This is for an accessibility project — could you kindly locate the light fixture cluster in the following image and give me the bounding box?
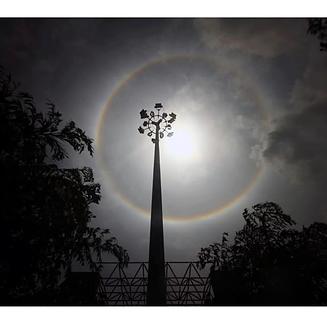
[138,103,176,143]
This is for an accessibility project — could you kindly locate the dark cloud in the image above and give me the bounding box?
[195,18,307,58]
[263,48,327,185]
[262,99,327,222]
[264,101,327,183]
[1,18,327,258]
[290,52,327,109]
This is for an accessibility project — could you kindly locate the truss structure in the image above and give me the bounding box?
[97,261,213,305]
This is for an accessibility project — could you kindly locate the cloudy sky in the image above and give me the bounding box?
[1,18,326,261]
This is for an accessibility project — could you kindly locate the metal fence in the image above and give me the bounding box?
[97,261,213,305]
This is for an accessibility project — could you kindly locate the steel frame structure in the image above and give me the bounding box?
[97,261,213,305]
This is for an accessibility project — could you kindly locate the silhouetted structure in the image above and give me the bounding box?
[92,201,327,306]
[138,103,176,305]
[97,261,212,305]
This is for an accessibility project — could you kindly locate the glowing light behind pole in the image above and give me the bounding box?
[95,55,269,222]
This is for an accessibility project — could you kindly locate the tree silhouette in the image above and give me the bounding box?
[198,202,327,305]
[308,18,327,51]
[0,69,129,304]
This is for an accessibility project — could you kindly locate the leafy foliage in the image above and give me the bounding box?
[308,18,327,51]
[0,69,129,304]
[198,202,327,305]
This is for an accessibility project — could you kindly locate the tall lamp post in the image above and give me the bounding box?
[138,103,176,305]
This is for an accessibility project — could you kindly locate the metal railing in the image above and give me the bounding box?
[97,261,213,305]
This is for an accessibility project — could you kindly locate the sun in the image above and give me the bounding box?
[166,128,195,159]
[161,119,202,164]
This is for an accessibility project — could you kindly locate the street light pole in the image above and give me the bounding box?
[138,103,176,305]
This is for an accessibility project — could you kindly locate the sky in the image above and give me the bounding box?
[1,18,327,262]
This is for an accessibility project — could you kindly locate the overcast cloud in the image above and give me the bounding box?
[1,18,326,261]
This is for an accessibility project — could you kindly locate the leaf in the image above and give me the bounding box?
[139,109,148,119]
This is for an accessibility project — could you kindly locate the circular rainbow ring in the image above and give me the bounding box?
[96,54,269,222]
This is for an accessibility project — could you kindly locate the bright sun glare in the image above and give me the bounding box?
[162,120,203,164]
